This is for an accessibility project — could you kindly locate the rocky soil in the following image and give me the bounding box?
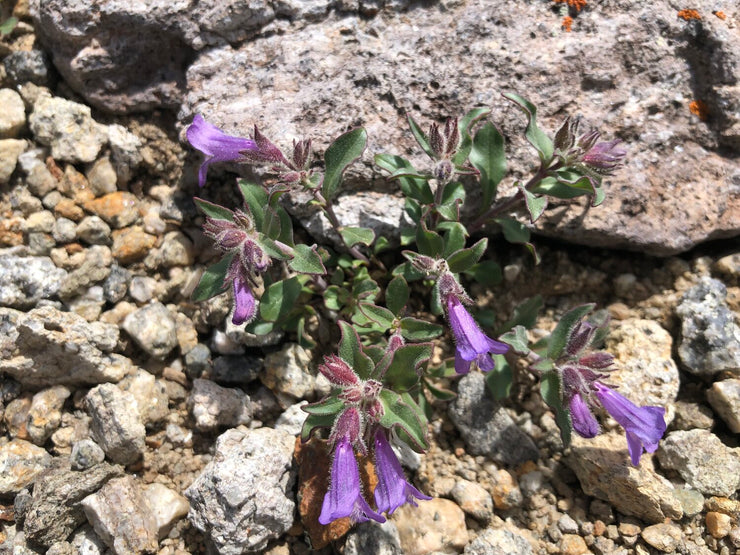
[1,1,739,554]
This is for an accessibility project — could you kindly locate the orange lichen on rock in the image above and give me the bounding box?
[713,11,726,20]
[562,15,574,32]
[677,9,701,21]
[689,100,709,121]
[553,0,587,10]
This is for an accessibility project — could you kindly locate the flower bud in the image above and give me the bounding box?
[292,138,312,170]
[443,117,459,157]
[578,352,615,370]
[319,354,360,387]
[564,320,596,357]
[329,406,363,448]
[437,272,470,305]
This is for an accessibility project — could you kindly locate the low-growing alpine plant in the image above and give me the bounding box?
[186,92,660,527]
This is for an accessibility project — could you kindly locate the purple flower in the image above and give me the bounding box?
[186,114,257,187]
[373,431,430,515]
[593,382,666,465]
[581,140,627,173]
[568,392,600,439]
[446,295,509,374]
[231,274,256,326]
[318,436,385,525]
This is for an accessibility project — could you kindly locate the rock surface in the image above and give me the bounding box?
[0,305,132,387]
[567,432,683,523]
[449,371,539,465]
[393,498,468,555]
[656,429,740,497]
[185,427,296,553]
[85,383,146,465]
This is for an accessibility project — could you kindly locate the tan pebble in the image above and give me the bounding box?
[83,191,139,228]
[559,534,589,555]
[111,226,157,264]
[706,497,740,518]
[593,520,606,536]
[393,498,467,555]
[59,164,95,203]
[641,522,682,552]
[618,522,641,537]
[54,197,84,221]
[706,511,732,539]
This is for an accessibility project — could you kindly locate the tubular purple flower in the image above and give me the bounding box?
[445,295,509,374]
[593,382,666,465]
[373,430,431,515]
[187,114,257,187]
[318,436,386,525]
[581,140,627,173]
[568,393,600,438]
[231,274,256,326]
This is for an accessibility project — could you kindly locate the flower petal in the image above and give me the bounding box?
[232,276,256,325]
[374,431,430,515]
[568,393,599,438]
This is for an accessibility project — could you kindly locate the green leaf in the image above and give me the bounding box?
[259,277,302,322]
[485,354,513,400]
[424,378,457,401]
[237,181,268,230]
[191,254,233,302]
[453,107,491,166]
[289,244,326,275]
[303,395,345,415]
[0,17,18,37]
[540,370,572,447]
[374,236,391,255]
[324,285,348,311]
[442,222,467,257]
[547,304,596,359]
[503,92,554,162]
[495,217,540,264]
[245,320,275,335]
[462,260,502,287]
[382,343,433,391]
[386,275,409,316]
[407,114,436,159]
[400,317,443,341]
[340,226,375,248]
[446,238,488,274]
[337,320,374,379]
[275,206,294,246]
[256,234,291,260]
[500,295,543,333]
[193,197,234,222]
[359,303,395,329]
[378,389,429,451]
[519,184,548,223]
[375,154,434,204]
[323,128,367,201]
[499,325,530,355]
[416,227,444,257]
[437,181,465,221]
[470,122,507,208]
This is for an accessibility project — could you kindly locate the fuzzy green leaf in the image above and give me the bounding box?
[193,197,234,222]
[499,325,530,355]
[437,181,465,221]
[453,107,491,166]
[400,317,444,341]
[416,227,444,257]
[407,114,436,159]
[541,370,572,447]
[375,154,434,204]
[519,184,548,223]
[382,343,433,391]
[340,226,375,248]
[503,93,554,162]
[446,238,488,274]
[378,389,429,451]
[259,277,302,322]
[337,320,374,380]
[359,303,395,329]
[547,304,596,360]
[323,128,367,201]
[442,222,467,257]
[289,244,326,275]
[470,122,507,208]
[386,275,409,316]
[191,254,233,302]
[462,259,502,286]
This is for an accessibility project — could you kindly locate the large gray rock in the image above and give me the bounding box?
[0,253,67,309]
[22,462,124,548]
[677,277,740,377]
[188,378,252,431]
[0,439,53,496]
[86,383,147,466]
[656,429,740,497]
[80,476,159,555]
[29,0,739,253]
[28,96,108,163]
[121,302,178,359]
[449,371,539,466]
[567,432,683,524]
[185,427,296,553]
[0,305,132,387]
[345,521,403,555]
